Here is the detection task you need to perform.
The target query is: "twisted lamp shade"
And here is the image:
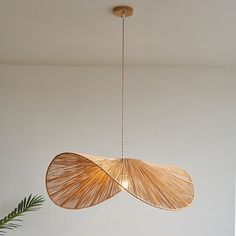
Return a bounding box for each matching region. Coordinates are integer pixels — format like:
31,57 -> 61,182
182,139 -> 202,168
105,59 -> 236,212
46,153 -> 194,210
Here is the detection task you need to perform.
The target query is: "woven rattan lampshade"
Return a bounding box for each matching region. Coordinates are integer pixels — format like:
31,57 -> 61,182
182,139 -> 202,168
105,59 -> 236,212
45,6 -> 194,211
46,153 -> 194,210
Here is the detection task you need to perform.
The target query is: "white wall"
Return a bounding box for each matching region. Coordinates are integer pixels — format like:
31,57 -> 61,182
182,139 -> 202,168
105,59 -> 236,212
0,65 -> 235,236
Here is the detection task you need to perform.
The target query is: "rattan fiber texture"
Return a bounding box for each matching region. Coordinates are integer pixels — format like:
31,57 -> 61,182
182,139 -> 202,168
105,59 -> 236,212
46,152 -> 194,210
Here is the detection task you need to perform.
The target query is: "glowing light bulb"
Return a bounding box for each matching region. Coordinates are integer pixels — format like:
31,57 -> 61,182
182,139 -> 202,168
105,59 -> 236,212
121,179 -> 129,190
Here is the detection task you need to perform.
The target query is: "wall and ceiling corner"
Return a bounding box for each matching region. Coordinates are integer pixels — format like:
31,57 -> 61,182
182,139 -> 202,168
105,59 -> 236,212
0,1 -> 235,236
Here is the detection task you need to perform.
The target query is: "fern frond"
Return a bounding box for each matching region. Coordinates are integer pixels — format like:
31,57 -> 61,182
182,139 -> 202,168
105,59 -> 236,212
0,194 -> 44,235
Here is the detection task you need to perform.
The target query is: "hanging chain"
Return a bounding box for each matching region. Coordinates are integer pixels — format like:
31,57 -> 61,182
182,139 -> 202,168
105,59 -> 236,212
121,12 -> 125,157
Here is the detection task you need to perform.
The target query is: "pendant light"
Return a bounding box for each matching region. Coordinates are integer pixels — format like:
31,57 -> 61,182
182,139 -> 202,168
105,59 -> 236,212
46,6 -> 194,210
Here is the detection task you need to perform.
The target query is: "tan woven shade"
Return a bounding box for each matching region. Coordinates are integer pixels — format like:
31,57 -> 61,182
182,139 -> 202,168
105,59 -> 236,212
46,152 -> 194,210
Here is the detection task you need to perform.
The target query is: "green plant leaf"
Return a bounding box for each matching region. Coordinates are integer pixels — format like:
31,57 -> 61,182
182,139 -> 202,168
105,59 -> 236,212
0,194 -> 44,235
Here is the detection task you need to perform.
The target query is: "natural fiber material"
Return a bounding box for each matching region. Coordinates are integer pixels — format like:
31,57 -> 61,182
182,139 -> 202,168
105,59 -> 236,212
46,153 -> 194,210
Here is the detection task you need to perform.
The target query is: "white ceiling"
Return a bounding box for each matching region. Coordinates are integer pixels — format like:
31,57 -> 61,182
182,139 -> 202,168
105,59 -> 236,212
0,0 -> 236,66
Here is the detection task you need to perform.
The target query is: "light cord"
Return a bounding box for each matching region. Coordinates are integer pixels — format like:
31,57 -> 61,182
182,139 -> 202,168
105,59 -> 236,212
121,12 -> 125,157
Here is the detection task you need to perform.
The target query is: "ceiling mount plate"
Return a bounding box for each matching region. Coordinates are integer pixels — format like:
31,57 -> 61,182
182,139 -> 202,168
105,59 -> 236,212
113,6 -> 133,17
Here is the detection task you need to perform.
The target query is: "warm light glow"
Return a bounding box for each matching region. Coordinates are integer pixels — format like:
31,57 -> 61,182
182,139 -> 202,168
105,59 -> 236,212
121,179 -> 129,190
